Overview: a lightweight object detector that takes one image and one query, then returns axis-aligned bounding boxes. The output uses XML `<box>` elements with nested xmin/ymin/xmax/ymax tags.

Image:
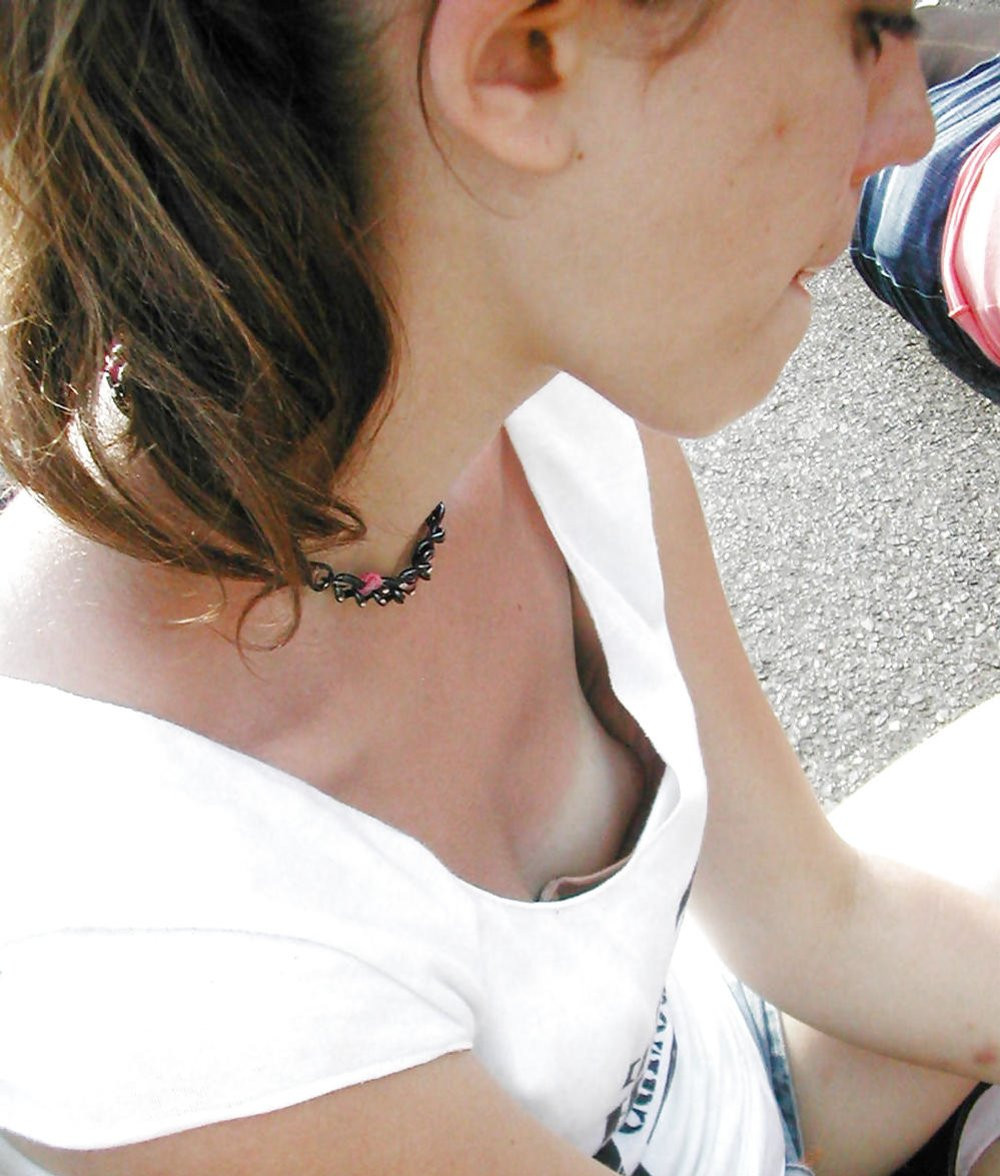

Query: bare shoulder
<box><xmin>4</xmin><ymin>1054</ymin><xmax>607</xmax><ymax>1176</ymax></box>
<box><xmin>0</xmin><ymin>492</ymin><xmax>87</xmax><ymax>676</ymax></box>
<box><xmin>635</xmin><ymin>427</ymin><xmax>713</xmax><ymax>549</ymax></box>
<box><xmin>634</xmin><ymin>426</ymin><xmax>731</xmax><ymax>645</ymax></box>
<box><xmin>0</xmin><ymin>492</ymin><xmax>212</xmax><ymax>707</ymax></box>
<box><xmin>635</xmin><ymin>423</ymin><xmax>789</xmax><ymax>735</ymax></box>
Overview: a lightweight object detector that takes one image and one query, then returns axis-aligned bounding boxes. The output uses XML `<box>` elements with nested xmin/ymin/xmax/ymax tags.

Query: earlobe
<box><xmin>425</xmin><ymin>0</ymin><xmax>585</xmax><ymax>174</ymax></box>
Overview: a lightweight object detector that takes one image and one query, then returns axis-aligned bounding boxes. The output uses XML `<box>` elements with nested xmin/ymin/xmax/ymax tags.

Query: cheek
<box><xmin>770</xmin><ymin>103</ymin><xmax>796</xmax><ymax>145</ymax></box>
<box><xmin>760</xmin><ymin>84</ymin><xmax>866</xmax><ymax>192</ymax></box>
<box><xmin>738</xmin><ymin>113</ymin><xmax>863</xmax><ymax>269</ymax></box>
<box><xmin>717</xmin><ymin>103</ymin><xmax>811</xmax><ymax>232</ymax></box>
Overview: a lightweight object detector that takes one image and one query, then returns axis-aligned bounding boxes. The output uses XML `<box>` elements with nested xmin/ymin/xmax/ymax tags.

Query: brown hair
<box><xmin>0</xmin><ymin>0</ymin><xmax>722</xmax><ymax>626</ymax></box>
<box><xmin>0</xmin><ymin>1</ymin><xmax>393</xmax><ymax>619</ymax></box>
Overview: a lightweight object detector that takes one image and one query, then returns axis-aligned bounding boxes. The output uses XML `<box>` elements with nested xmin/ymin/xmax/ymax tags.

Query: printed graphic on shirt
<box><xmin>593</xmin><ymin>988</ymin><xmax>677</xmax><ymax>1174</ymax></box>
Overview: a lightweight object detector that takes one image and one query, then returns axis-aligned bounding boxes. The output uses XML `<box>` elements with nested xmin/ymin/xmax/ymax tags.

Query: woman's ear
<box><xmin>425</xmin><ymin>0</ymin><xmax>587</xmax><ymax>173</ymax></box>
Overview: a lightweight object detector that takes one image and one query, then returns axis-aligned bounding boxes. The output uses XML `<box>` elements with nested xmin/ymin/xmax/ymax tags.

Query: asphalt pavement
<box><xmin>685</xmin><ymin>254</ymin><xmax>1000</xmax><ymax>805</ymax></box>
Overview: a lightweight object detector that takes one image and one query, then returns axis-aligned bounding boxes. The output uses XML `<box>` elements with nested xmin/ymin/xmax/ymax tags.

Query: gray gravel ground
<box><xmin>685</xmin><ymin>255</ymin><xmax>1000</xmax><ymax>806</ymax></box>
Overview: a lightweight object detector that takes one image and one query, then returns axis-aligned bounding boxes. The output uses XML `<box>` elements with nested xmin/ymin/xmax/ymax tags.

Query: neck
<box><xmin>323</xmin><ymin>325</ymin><xmax>554</xmax><ymax>584</ymax></box>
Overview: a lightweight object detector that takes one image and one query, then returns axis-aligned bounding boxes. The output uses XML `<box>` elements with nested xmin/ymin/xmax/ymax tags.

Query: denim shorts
<box><xmin>727</xmin><ymin>984</ymin><xmax>1000</xmax><ymax>1176</ymax></box>
<box><xmin>726</xmin><ymin>977</ymin><xmax>815</xmax><ymax>1175</ymax></box>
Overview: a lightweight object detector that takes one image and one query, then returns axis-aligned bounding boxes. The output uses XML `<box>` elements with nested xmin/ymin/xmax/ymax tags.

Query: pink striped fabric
<box><xmin>942</xmin><ymin>121</ymin><xmax>1000</xmax><ymax>366</ymax></box>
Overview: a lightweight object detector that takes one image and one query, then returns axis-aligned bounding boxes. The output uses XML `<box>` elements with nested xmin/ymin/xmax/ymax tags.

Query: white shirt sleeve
<box><xmin>0</xmin><ymin>679</ymin><xmax>479</xmax><ymax>1151</ymax></box>
<box><xmin>0</xmin><ymin>926</ymin><xmax>475</xmax><ymax>1150</ymax></box>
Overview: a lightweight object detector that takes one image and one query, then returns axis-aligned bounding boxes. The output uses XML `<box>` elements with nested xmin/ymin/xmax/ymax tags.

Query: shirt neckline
<box><xmin>0</xmin><ymin>670</ymin><xmax>675</xmax><ymax>910</ymax></box>
<box><xmin>1</xmin><ymin>380</ymin><xmax>703</xmax><ymax>910</ymax></box>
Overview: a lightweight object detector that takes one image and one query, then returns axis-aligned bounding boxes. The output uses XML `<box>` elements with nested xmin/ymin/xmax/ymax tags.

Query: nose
<box><xmin>850</xmin><ymin>36</ymin><xmax>937</xmax><ymax>186</ymax></box>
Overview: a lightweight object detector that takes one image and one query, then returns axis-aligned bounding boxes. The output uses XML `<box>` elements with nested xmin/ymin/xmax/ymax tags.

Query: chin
<box><xmin>712</xmin><ymin>313</ymin><xmax>812</xmax><ymax>429</ymax></box>
<box><xmin>571</xmin><ymin>296</ymin><xmax>811</xmax><ymax>440</ymax></box>
<box><xmin>647</xmin><ymin>356</ymin><xmax>795</xmax><ymax>439</ymax></box>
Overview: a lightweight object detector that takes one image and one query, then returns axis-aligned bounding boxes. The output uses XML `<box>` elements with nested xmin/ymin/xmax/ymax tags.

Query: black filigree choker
<box><xmin>308</xmin><ymin>503</ymin><xmax>446</xmax><ymax>607</ymax></box>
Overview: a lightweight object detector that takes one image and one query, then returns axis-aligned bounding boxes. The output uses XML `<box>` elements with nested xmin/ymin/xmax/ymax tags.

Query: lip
<box><xmin>793</xmin><ymin>253</ymin><xmax>842</xmax><ymax>289</ymax></box>
<box><xmin>798</xmin><ymin>254</ymin><xmax>840</xmax><ymax>278</ymax></box>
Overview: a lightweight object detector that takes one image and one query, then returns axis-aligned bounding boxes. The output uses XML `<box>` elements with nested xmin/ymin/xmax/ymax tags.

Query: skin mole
<box><xmin>771</xmin><ymin>111</ymin><xmax>791</xmax><ymax>141</ymax></box>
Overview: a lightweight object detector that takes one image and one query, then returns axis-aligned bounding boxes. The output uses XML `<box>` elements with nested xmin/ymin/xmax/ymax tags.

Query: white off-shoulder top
<box><xmin>0</xmin><ymin>376</ymin><xmax>784</xmax><ymax>1174</ymax></box>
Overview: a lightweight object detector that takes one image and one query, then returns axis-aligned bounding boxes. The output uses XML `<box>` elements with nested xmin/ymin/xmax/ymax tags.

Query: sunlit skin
<box><xmin>9</xmin><ymin>3</ymin><xmax>1000</xmax><ymax>1176</ymax></box>
<box><xmin>366</xmin><ymin>0</ymin><xmax>934</xmax><ymax>457</ymax></box>
<box><xmin>321</xmin><ymin>0</ymin><xmax>938</xmax><ymax>599</ymax></box>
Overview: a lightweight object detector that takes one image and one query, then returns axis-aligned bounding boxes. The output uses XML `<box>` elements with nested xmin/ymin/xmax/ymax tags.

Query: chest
<box><xmin>0</xmin><ymin>439</ymin><xmax>653</xmax><ymax>902</ymax></box>
<box><xmin>258</xmin><ymin>545</ymin><xmax>652</xmax><ymax>901</ymax></box>
<box><xmin>235</xmin><ymin>449</ymin><xmax>655</xmax><ymax>900</ymax></box>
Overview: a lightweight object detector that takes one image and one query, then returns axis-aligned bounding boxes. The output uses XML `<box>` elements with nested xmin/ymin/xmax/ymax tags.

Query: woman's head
<box><xmin>0</xmin><ymin>1</ymin><xmax>931</xmax><ymax>609</ymax></box>
<box><xmin>379</xmin><ymin>0</ymin><xmax>934</xmax><ymax>437</ymax></box>
<box><xmin>0</xmin><ymin>0</ymin><xmax>721</xmax><ymax>597</ymax></box>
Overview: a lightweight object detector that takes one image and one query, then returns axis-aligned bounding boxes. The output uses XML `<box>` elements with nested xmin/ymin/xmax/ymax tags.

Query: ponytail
<box><xmin>0</xmin><ymin>0</ymin><xmax>394</xmax><ymax>621</ymax></box>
